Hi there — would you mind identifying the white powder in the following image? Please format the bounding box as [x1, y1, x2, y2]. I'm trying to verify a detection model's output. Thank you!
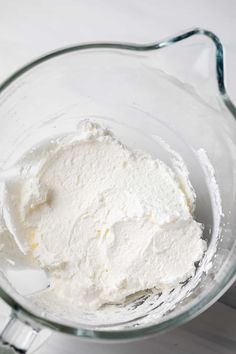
[1, 121, 205, 310]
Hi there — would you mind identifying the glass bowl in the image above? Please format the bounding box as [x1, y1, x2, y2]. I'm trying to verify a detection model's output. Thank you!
[0, 28, 235, 352]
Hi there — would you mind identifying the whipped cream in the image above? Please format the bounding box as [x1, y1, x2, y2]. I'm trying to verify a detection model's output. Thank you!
[1, 121, 205, 310]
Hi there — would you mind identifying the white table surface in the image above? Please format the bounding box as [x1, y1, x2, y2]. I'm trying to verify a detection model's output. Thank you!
[0, 1, 235, 353]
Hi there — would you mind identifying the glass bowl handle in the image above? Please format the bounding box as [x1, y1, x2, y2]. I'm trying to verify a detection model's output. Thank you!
[0, 313, 44, 353]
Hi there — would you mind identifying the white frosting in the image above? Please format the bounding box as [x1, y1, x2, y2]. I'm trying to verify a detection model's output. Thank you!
[1, 121, 205, 310]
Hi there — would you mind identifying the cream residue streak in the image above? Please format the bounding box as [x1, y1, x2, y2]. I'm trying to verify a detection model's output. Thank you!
[2, 121, 205, 310]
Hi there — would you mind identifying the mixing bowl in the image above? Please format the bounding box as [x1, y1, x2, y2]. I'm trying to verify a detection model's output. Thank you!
[0, 28, 235, 353]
